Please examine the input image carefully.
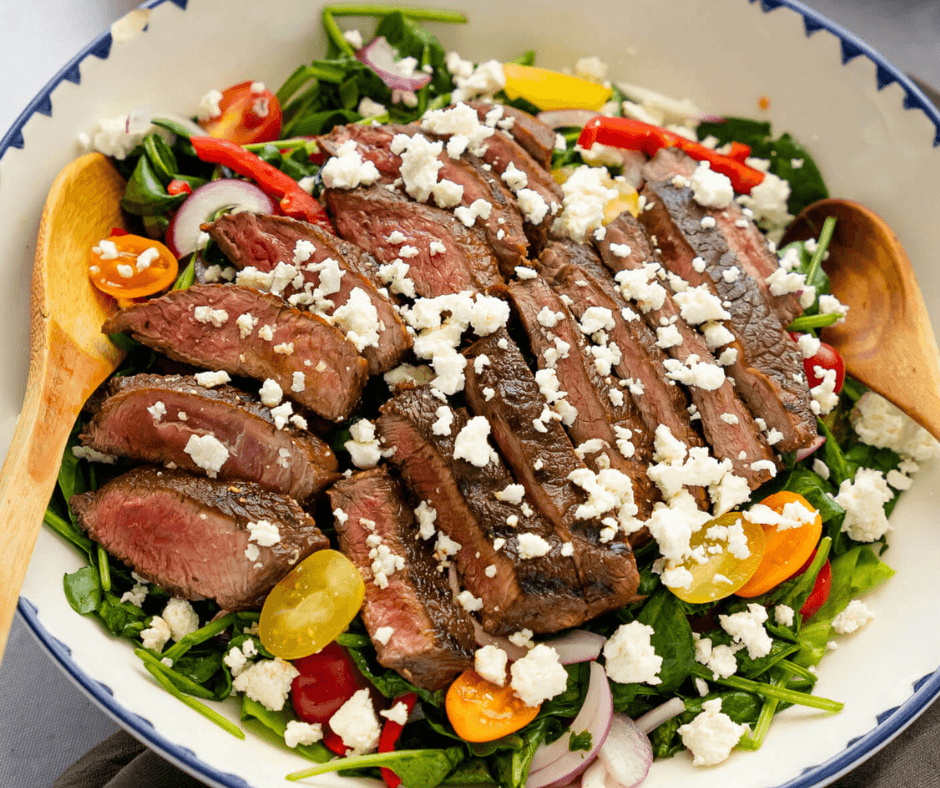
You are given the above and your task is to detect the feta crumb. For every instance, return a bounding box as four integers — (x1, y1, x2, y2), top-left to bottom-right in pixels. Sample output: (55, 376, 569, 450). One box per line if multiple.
(380, 702, 410, 726)
(457, 590, 484, 612)
(833, 468, 893, 542)
(183, 434, 229, 478)
(285, 720, 324, 749)
(194, 370, 231, 388)
(719, 604, 772, 659)
(678, 698, 748, 767)
(475, 645, 508, 686)
(232, 658, 299, 712)
(329, 689, 381, 755)
(162, 598, 200, 641)
(774, 604, 795, 627)
(453, 416, 496, 467)
(831, 599, 875, 634)
(322, 139, 381, 189)
(247, 519, 281, 547)
(516, 532, 552, 559)
(604, 621, 662, 685)
(141, 616, 172, 653)
(510, 644, 568, 706)
(689, 162, 734, 209)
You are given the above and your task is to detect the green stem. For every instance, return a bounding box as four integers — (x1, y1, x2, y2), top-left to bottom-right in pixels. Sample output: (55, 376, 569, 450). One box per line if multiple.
(142, 662, 244, 739)
(690, 664, 843, 713)
(97, 544, 111, 593)
(425, 93, 451, 113)
(737, 671, 788, 750)
(777, 659, 818, 683)
(323, 4, 468, 23)
(805, 215, 837, 287)
(161, 612, 238, 663)
(171, 258, 195, 291)
(322, 8, 356, 57)
(43, 509, 93, 555)
(787, 312, 842, 332)
(242, 137, 318, 154)
(135, 649, 217, 700)
(354, 112, 391, 125)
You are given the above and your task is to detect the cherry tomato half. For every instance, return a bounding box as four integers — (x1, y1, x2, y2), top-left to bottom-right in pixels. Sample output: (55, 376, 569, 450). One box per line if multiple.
(446, 671, 540, 743)
(795, 550, 833, 620)
(736, 492, 822, 598)
(88, 233, 178, 299)
(291, 642, 363, 725)
(259, 549, 365, 659)
(669, 512, 767, 604)
(198, 80, 282, 145)
(790, 333, 845, 393)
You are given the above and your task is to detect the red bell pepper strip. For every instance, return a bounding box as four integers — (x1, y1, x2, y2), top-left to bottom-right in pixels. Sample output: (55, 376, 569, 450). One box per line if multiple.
(577, 117, 765, 194)
(379, 693, 419, 788)
(726, 140, 752, 164)
(167, 179, 193, 196)
(323, 730, 349, 756)
(189, 136, 334, 234)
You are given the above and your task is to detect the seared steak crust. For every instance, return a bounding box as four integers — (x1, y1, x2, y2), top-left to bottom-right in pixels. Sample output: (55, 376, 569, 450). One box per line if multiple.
(463, 330, 642, 611)
(206, 212, 411, 375)
(639, 176, 816, 452)
(320, 123, 528, 275)
(70, 466, 328, 610)
(79, 374, 339, 500)
(595, 214, 777, 487)
(330, 468, 475, 690)
(102, 283, 368, 422)
(325, 186, 502, 298)
(377, 386, 592, 634)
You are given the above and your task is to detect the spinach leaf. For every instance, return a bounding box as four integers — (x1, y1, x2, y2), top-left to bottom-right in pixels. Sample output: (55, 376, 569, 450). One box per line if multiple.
(488, 716, 552, 788)
(63, 566, 101, 614)
(287, 747, 464, 788)
(347, 646, 444, 707)
(568, 730, 592, 751)
(121, 154, 187, 216)
(239, 696, 331, 763)
(636, 588, 695, 692)
(441, 758, 493, 784)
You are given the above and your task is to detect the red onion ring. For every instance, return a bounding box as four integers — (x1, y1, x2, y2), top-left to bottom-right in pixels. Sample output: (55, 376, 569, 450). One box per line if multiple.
(548, 630, 606, 665)
(126, 105, 205, 138)
(597, 714, 652, 788)
(355, 36, 432, 92)
(528, 662, 612, 788)
(795, 435, 827, 462)
(634, 697, 686, 734)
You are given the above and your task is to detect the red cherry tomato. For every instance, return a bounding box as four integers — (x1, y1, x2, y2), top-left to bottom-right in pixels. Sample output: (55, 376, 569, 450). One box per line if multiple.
(794, 550, 833, 620)
(789, 333, 845, 393)
(291, 642, 362, 725)
(198, 80, 282, 145)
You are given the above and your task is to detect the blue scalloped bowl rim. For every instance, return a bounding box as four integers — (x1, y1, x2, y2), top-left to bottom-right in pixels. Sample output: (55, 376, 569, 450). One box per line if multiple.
(8, 0, 940, 786)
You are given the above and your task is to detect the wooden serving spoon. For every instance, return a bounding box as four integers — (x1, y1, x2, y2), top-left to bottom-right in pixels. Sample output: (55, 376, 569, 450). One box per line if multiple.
(0, 153, 126, 664)
(782, 198, 940, 441)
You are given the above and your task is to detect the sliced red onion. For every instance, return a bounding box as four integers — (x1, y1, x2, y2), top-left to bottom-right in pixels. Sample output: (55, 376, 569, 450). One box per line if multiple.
(796, 435, 827, 462)
(165, 179, 275, 258)
(581, 758, 614, 788)
(597, 714, 652, 788)
(355, 36, 432, 92)
(528, 662, 612, 788)
(536, 109, 600, 130)
(634, 697, 686, 735)
(126, 105, 205, 138)
(549, 630, 606, 665)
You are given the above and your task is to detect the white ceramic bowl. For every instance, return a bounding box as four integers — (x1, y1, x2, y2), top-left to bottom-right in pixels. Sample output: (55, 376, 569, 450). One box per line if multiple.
(2, 1, 939, 786)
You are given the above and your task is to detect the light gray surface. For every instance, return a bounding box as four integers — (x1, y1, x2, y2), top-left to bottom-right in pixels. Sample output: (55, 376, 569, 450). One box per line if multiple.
(0, 1, 937, 787)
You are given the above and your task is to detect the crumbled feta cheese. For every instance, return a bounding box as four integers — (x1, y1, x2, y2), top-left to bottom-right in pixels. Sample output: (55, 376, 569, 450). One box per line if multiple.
(552, 165, 615, 241)
(232, 658, 299, 712)
(374, 626, 394, 646)
(673, 286, 731, 325)
(194, 370, 231, 388)
(453, 416, 496, 467)
(832, 599, 875, 634)
(357, 96, 386, 117)
(510, 644, 568, 706)
(285, 720, 324, 748)
(247, 519, 281, 547)
(604, 622, 662, 685)
(457, 590, 484, 612)
(774, 604, 795, 627)
(475, 645, 508, 686)
(719, 604, 772, 659)
(141, 616, 172, 653)
(197, 88, 224, 121)
(322, 139, 381, 189)
(162, 598, 200, 641)
(448, 61, 506, 103)
(851, 392, 940, 463)
(329, 689, 382, 755)
(183, 434, 229, 478)
(345, 419, 385, 469)
(689, 162, 734, 209)
(678, 698, 748, 767)
(833, 468, 893, 542)
(516, 532, 552, 560)
(333, 287, 381, 352)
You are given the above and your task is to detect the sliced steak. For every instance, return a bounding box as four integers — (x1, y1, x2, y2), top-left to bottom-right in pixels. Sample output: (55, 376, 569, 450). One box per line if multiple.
(102, 283, 368, 422)
(468, 102, 556, 169)
(78, 374, 339, 500)
(325, 186, 502, 298)
(320, 123, 528, 275)
(505, 277, 661, 517)
(376, 386, 592, 635)
(463, 330, 643, 610)
(329, 468, 475, 690)
(70, 466, 328, 610)
(644, 150, 803, 332)
(595, 214, 778, 487)
(639, 172, 817, 453)
(205, 212, 411, 375)
(538, 240, 703, 452)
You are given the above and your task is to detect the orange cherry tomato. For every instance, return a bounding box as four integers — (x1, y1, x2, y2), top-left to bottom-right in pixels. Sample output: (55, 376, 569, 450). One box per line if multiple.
(198, 80, 282, 145)
(669, 512, 767, 604)
(88, 233, 178, 299)
(445, 671, 540, 743)
(736, 491, 823, 598)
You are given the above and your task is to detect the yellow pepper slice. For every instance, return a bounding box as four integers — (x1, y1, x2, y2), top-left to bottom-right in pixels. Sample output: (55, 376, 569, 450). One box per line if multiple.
(503, 63, 612, 111)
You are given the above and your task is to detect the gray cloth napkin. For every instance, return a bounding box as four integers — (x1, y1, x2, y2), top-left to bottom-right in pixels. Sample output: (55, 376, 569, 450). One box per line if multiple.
(51, 697, 940, 788)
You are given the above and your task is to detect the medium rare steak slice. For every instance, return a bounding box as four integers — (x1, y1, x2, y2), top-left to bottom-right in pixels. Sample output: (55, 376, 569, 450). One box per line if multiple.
(595, 214, 777, 488)
(639, 175, 817, 452)
(505, 278, 661, 517)
(319, 123, 528, 275)
(102, 283, 367, 422)
(325, 186, 502, 298)
(463, 331, 643, 610)
(468, 102, 556, 169)
(78, 374, 339, 500)
(71, 466, 328, 610)
(329, 468, 475, 690)
(644, 149, 803, 325)
(538, 240, 703, 453)
(205, 212, 411, 376)
(377, 386, 591, 634)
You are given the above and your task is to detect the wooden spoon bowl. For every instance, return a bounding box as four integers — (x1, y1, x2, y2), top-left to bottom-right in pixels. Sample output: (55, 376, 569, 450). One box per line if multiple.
(0, 153, 126, 664)
(782, 198, 940, 441)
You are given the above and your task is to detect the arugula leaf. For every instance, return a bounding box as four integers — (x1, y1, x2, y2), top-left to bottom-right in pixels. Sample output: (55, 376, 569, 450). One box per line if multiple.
(636, 588, 695, 692)
(287, 746, 464, 788)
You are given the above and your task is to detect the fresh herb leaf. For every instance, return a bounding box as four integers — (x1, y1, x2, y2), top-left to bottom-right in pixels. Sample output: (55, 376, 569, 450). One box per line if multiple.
(568, 730, 592, 752)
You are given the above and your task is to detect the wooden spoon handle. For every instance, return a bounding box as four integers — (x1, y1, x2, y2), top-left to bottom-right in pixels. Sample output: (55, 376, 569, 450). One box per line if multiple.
(0, 322, 110, 663)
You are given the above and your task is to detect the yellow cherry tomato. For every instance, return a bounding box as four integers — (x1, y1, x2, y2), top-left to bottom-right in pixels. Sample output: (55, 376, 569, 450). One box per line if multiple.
(503, 63, 612, 111)
(88, 233, 178, 299)
(670, 513, 767, 604)
(259, 549, 365, 659)
(446, 671, 540, 743)
(736, 492, 823, 598)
